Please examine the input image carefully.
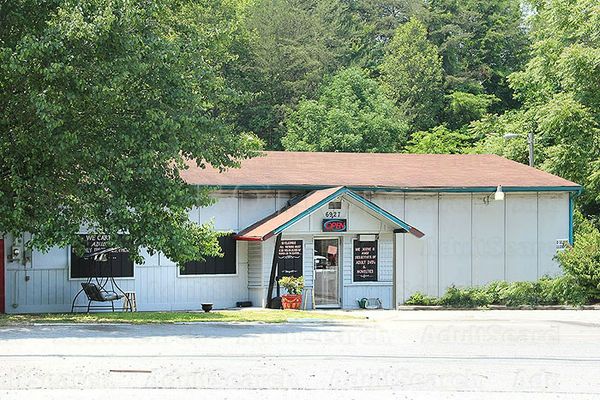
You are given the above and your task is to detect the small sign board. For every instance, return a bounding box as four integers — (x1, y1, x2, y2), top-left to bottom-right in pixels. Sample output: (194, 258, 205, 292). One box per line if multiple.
(70, 234, 133, 278)
(277, 239, 303, 277)
(353, 240, 377, 282)
(556, 239, 570, 251)
(322, 219, 347, 232)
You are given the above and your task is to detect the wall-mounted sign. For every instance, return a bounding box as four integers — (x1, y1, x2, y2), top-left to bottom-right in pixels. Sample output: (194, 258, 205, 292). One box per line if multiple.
(323, 219, 347, 232)
(353, 240, 377, 282)
(277, 240, 303, 277)
(70, 234, 133, 278)
(556, 239, 570, 251)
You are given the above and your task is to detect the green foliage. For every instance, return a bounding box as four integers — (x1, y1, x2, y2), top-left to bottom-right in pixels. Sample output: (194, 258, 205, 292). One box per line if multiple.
(0, 0, 261, 264)
(556, 225, 600, 301)
(439, 285, 492, 308)
(380, 18, 443, 131)
(472, 0, 600, 218)
(444, 92, 499, 130)
(469, 111, 536, 166)
(405, 276, 592, 308)
(499, 281, 545, 307)
(539, 275, 590, 306)
(404, 292, 439, 306)
(343, 0, 425, 70)
(235, 0, 356, 148)
(405, 125, 474, 154)
(483, 281, 511, 304)
(425, 0, 529, 111)
(278, 276, 304, 295)
(282, 67, 408, 152)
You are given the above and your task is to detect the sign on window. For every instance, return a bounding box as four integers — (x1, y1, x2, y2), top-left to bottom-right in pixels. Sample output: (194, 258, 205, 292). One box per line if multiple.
(277, 240, 303, 277)
(353, 240, 377, 282)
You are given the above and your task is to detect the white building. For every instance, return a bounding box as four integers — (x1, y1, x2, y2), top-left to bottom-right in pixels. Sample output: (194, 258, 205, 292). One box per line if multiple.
(0, 152, 580, 313)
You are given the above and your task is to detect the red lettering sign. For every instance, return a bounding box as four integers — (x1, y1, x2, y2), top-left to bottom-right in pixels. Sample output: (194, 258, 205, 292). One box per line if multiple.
(322, 219, 347, 232)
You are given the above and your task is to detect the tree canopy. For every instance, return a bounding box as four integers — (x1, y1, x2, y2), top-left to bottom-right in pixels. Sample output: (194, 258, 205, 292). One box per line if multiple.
(379, 18, 444, 131)
(282, 67, 407, 152)
(0, 0, 261, 263)
(473, 0, 600, 219)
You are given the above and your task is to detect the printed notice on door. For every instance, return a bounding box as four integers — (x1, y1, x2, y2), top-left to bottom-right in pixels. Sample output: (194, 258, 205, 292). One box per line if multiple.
(277, 239, 303, 277)
(353, 240, 377, 282)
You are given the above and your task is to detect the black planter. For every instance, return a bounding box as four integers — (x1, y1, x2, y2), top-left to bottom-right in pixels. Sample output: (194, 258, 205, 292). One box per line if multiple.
(201, 303, 213, 313)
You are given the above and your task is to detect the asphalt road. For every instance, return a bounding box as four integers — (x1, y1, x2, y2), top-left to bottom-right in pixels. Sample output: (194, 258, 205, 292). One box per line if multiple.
(1, 310, 600, 399)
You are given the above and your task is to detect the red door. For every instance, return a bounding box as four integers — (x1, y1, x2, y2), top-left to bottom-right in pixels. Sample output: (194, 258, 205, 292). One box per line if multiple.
(0, 239, 4, 313)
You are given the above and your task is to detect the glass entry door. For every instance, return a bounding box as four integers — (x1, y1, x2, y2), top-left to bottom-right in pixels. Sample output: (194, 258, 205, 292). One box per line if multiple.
(313, 238, 340, 307)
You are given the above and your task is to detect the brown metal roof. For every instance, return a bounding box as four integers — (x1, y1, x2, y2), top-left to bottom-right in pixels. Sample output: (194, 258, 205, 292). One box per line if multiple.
(235, 186, 424, 241)
(181, 151, 580, 190)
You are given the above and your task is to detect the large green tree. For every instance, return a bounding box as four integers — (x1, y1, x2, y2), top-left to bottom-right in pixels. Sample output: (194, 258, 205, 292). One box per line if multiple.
(425, 0, 530, 112)
(342, 0, 425, 70)
(0, 0, 261, 263)
(405, 125, 474, 154)
(472, 0, 600, 220)
(379, 18, 444, 131)
(282, 67, 408, 152)
(234, 0, 356, 149)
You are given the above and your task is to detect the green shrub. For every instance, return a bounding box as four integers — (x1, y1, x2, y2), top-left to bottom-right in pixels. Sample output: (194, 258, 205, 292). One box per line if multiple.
(405, 292, 439, 306)
(485, 281, 510, 304)
(499, 281, 543, 306)
(539, 275, 590, 305)
(556, 226, 600, 301)
(278, 276, 304, 295)
(403, 275, 591, 308)
(439, 285, 492, 308)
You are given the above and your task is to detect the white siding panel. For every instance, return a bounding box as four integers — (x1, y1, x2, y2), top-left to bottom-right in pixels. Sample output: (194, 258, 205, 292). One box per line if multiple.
(32, 247, 68, 269)
(342, 236, 353, 286)
(247, 241, 263, 287)
(348, 203, 382, 232)
(538, 193, 569, 277)
(438, 195, 472, 290)
(378, 234, 394, 282)
(404, 195, 439, 297)
(303, 239, 315, 288)
(188, 206, 200, 224)
(239, 194, 278, 230)
(371, 193, 405, 217)
(342, 285, 393, 309)
(5, 240, 249, 313)
(262, 238, 276, 287)
(285, 216, 310, 232)
(200, 196, 239, 231)
(395, 232, 405, 305)
(275, 192, 294, 209)
(505, 194, 538, 282)
(472, 194, 505, 285)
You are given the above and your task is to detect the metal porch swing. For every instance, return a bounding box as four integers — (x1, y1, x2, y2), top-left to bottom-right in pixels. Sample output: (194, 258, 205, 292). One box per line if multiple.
(71, 248, 128, 313)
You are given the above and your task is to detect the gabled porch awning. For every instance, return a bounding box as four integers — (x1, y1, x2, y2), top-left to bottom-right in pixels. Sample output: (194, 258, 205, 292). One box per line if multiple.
(235, 186, 424, 241)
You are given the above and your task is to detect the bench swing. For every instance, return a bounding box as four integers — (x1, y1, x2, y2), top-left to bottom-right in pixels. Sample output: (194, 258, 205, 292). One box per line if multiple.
(71, 248, 127, 313)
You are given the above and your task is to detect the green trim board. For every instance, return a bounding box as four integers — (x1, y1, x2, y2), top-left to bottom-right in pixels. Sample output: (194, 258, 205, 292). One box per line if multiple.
(199, 184, 582, 194)
(569, 192, 575, 245)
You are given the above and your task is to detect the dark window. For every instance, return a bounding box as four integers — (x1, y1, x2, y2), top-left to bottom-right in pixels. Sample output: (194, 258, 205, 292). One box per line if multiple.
(71, 234, 134, 279)
(182, 234, 236, 275)
(328, 201, 342, 209)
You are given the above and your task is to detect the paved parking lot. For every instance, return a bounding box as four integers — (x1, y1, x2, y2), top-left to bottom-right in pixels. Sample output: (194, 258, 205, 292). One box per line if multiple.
(1, 310, 600, 399)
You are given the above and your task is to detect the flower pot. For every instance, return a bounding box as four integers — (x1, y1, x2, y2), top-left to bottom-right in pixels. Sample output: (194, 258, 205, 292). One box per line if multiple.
(281, 294, 302, 310)
(201, 303, 213, 313)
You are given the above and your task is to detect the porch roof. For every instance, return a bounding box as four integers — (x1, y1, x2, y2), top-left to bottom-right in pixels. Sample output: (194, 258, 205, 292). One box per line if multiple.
(235, 186, 424, 241)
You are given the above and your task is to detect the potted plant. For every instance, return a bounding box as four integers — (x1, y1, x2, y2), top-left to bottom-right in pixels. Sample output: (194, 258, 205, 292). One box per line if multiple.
(279, 276, 304, 310)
